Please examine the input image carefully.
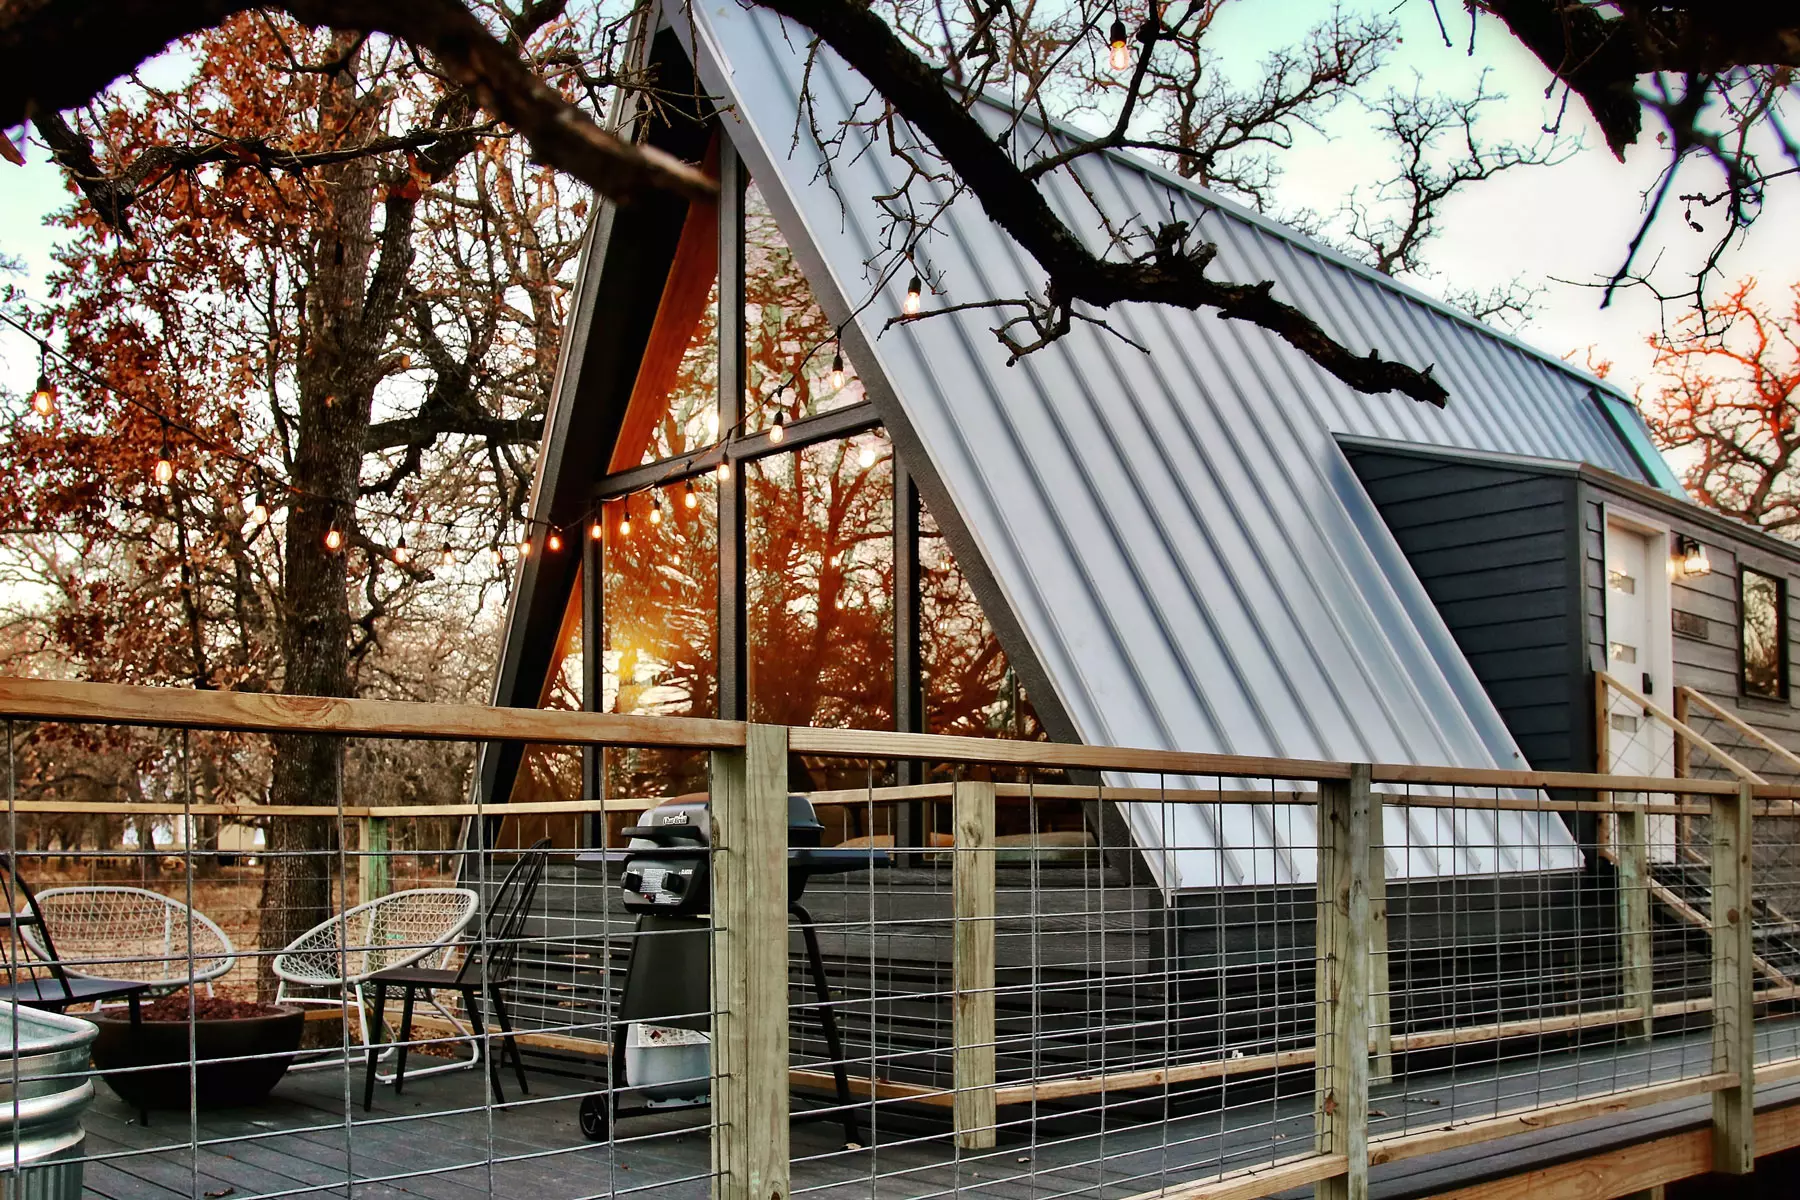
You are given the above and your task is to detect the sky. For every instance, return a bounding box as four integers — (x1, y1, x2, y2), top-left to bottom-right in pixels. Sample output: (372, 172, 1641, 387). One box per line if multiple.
(1, 4, 1794, 419)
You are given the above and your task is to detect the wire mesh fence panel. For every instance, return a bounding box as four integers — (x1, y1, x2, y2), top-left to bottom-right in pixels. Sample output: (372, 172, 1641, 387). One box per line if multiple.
(2, 685, 1799, 1200)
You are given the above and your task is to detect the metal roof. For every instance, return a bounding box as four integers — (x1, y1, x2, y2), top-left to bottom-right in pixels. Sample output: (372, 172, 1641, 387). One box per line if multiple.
(637, 2, 1641, 887)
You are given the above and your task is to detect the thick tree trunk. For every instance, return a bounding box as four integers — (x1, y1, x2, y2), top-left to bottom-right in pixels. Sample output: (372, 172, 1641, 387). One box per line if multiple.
(254, 43, 393, 998)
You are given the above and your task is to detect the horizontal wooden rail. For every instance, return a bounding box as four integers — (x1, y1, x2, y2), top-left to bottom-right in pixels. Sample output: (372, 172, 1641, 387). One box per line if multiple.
(0, 677, 1760, 797)
(1115, 1153, 1347, 1200)
(0, 678, 744, 749)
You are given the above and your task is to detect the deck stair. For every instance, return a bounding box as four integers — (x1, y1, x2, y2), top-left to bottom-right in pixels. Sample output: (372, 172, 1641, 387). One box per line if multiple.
(1648, 858, 1800, 986)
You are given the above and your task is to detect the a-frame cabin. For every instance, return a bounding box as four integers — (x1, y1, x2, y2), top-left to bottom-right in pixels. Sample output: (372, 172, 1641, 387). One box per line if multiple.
(467, 2, 1756, 1086)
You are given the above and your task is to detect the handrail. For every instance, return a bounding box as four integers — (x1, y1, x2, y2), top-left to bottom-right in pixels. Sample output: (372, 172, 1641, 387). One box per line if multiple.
(0, 675, 1747, 794)
(0, 677, 745, 749)
(1596, 669, 1767, 784)
(1679, 686, 1800, 774)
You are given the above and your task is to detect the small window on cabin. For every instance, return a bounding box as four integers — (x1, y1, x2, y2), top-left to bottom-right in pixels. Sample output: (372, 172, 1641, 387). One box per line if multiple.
(1740, 567, 1788, 700)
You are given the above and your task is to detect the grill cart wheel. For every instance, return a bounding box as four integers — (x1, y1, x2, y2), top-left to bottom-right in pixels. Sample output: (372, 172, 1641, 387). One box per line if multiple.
(579, 1093, 610, 1141)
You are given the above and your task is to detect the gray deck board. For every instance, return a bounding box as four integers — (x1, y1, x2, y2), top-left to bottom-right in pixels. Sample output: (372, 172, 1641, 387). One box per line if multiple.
(63, 1016, 1800, 1200)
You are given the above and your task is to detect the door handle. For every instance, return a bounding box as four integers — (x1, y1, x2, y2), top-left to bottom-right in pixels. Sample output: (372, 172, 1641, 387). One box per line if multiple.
(1642, 672, 1653, 696)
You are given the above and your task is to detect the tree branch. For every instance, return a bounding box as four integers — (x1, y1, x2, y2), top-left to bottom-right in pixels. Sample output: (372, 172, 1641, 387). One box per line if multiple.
(0, 0, 714, 203)
(757, 0, 1447, 405)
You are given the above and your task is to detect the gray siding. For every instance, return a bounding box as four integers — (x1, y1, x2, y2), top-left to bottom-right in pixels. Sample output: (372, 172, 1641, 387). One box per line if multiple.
(1347, 448, 1586, 771)
(1580, 486, 1800, 779)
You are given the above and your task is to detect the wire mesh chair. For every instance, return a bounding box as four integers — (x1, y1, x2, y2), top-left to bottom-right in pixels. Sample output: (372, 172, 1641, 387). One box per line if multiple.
(22, 886, 236, 997)
(272, 888, 478, 1075)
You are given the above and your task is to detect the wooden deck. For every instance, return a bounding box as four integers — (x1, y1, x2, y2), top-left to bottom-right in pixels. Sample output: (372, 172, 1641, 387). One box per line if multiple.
(72, 1016, 1800, 1200)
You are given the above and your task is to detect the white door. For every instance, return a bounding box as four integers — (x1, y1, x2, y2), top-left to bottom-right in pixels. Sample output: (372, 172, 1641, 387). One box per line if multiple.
(1604, 521, 1676, 862)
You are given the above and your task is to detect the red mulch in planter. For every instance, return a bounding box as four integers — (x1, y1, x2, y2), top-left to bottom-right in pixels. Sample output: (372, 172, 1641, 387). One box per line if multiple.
(139, 992, 291, 1022)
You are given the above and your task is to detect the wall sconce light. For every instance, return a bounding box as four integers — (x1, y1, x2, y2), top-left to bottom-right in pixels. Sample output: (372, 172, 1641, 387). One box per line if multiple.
(1674, 534, 1711, 578)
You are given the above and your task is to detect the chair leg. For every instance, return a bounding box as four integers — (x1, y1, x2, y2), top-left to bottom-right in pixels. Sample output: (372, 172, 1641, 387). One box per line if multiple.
(464, 987, 503, 1104)
(364, 982, 387, 1112)
(394, 988, 416, 1096)
(489, 985, 528, 1096)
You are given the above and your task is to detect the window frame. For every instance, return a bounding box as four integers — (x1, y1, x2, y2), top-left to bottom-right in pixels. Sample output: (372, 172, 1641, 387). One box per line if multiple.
(1737, 565, 1790, 702)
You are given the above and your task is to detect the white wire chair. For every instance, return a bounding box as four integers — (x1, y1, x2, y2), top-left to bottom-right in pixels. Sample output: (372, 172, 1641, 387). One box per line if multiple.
(272, 888, 480, 1080)
(21, 886, 237, 997)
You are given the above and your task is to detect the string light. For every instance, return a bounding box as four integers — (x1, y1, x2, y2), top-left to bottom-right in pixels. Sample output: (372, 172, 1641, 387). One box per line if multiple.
(684, 481, 698, 510)
(769, 412, 787, 445)
(30, 344, 55, 417)
(649, 494, 664, 525)
(1108, 19, 1131, 71)
(324, 526, 344, 553)
(589, 518, 604, 541)
(831, 352, 845, 390)
(904, 275, 923, 316)
(858, 443, 877, 469)
(518, 534, 533, 557)
(619, 506, 633, 537)
(393, 535, 410, 564)
(489, 545, 505, 567)
(439, 544, 456, 567)
(547, 529, 563, 553)
(717, 460, 732, 482)
(250, 494, 269, 525)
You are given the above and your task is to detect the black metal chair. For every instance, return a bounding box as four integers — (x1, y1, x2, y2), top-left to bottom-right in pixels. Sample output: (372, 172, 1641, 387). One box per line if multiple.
(0, 856, 149, 1019)
(362, 838, 551, 1110)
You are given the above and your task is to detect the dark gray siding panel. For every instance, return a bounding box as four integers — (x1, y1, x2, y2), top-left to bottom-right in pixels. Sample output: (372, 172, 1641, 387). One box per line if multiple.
(1348, 450, 1584, 771)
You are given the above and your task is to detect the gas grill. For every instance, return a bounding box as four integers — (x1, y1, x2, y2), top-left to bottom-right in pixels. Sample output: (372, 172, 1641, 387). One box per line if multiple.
(574, 794, 887, 1145)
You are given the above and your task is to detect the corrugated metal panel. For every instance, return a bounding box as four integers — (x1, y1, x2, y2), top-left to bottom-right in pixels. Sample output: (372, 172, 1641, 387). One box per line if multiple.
(670, 1, 1616, 888)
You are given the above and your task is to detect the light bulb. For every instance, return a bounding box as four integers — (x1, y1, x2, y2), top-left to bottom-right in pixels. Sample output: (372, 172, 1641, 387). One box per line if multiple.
(250, 499, 269, 525)
(440, 545, 456, 567)
(31, 374, 54, 417)
(619, 514, 632, 537)
(547, 530, 563, 552)
(769, 414, 786, 444)
(154, 456, 174, 486)
(324, 528, 344, 552)
(717, 460, 732, 482)
(518, 536, 533, 557)
(1108, 19, 1130, 71)
(650, 499, 664, 526)
(1686, 547, 1710, 575)
(834, 595, 845, 611)
(589, 520, 604, 541)
(489, 546, 505, 567)
(831, 353, 845, 390)
(393, 537, 410, 564)
(684, 481, 698, 510)
(904, 275, 922, 316)
(858, 443, 877, 469)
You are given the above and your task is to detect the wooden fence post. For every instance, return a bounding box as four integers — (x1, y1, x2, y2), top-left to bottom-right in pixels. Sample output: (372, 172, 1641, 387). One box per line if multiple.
(710, 724, 791, 1200)
(1316, 764, 1371, 1200)
(953, 778, 997, 1151)
(1616, 801, 1654, 1042)
(358, 816, 390, 906)
(1711, 780, 1754, 1175)
(1367, 790, 1392, 1083)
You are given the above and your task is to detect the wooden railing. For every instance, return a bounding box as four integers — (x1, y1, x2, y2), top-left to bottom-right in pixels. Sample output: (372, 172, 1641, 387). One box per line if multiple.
(3, 676, 1797, 1200)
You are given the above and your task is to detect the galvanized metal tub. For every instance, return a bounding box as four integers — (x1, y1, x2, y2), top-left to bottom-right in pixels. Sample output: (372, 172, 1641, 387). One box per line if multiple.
(0, 1003, 97, 1200)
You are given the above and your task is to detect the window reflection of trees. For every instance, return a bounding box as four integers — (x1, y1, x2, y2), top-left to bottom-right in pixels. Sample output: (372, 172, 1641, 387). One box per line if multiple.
(748, 438, 894, 733)
(605, 480, 720, 800)
(921, 506, 1043, 741)
(1742, 567, 1786, 699)
(744, 182, 862, 435)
